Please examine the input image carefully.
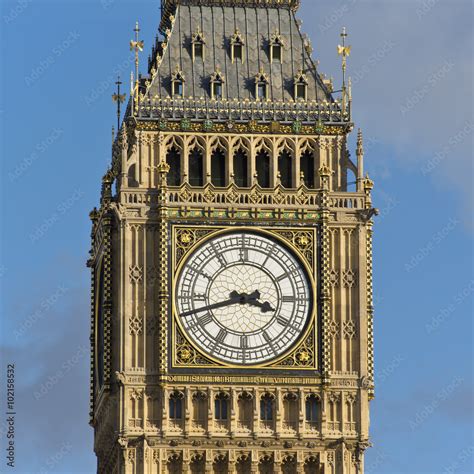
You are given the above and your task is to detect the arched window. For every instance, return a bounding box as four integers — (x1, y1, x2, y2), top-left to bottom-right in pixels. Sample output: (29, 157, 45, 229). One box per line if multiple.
(169, 391, 184, 420)
(166, 146, 181, 186)
(260, 394, 274, 421)
(189, 148, 204, 186)
(283, 393, 298, 431)
(236, 456, 251, 474)
(278, 149, 293, 188)
(270, 32, 285, 63)
(294, 70, 309, 101)
(259, 456, 273, 474)
(233, 148, 248, 187)
(215, 393, 229, 421)
(211, 69, 225, 99)
(255, 71, 269, 100)
(192, 391, 207, 429)
(306, 394, 319, 423)
(171, 68, 185, 98)
(127, 164, 138, 187)
(231, 29, 245, 63)
(211, 148, 226, 187)
(300, 149, 315, 188)
(237, 392, 253, 430)
(256, 150, 270, 188)
(192, 29, 206, 61)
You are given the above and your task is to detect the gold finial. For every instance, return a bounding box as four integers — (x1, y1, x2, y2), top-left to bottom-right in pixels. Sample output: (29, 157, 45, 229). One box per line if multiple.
(130, 21, 144, 114)
(338, 27, 351, 115)
(112, 75, 126, 130)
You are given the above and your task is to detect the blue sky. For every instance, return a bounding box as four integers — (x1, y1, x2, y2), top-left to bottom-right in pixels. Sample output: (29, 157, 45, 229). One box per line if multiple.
(0, 0, 472, 473)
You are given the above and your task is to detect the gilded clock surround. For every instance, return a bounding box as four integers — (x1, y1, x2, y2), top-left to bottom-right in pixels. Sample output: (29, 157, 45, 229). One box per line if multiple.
(89, 1, 376, 472)
(170, 225, 318, 371)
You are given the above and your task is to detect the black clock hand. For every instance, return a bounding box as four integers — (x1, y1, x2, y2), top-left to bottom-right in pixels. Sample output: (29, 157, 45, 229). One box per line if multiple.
(246, 299, 276, 313)
(180, 293, 241, 317)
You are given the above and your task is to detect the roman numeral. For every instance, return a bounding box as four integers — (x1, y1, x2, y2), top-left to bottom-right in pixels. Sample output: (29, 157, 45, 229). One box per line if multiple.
(282, 296, 296, 303)
(239, 248, 249, 262)
(240, 336, 248, 349)
(193, 293, 206, 301)
(276, 273, 288, 282)
(216, 329, 227, 343)
(277, 316, 290, 327)
(198, 313, 213, 326)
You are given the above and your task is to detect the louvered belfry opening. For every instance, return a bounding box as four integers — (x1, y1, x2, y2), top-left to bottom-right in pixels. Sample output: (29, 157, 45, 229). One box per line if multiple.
(233, 148, 248, 187)
(166, 146, 181, 186)
(211, 148, 226, 187)
(278, 149, 292, 188)
(189, 147, 204, 186)
(256, 150, 271, 188)
(300, 149, 315, 188)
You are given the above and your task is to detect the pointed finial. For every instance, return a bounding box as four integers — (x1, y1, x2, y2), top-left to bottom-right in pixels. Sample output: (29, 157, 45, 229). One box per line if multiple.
(338, 27, 351, 115)
(112, 75, 126, 130)
(130, 21, 144, 115)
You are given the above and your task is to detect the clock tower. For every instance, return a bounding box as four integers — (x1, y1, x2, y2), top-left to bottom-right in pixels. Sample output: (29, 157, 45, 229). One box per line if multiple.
(89, 0, 376, 472)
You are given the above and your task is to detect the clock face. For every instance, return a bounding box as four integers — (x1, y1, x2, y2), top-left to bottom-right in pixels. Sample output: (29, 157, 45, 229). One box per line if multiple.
(175, 231, 313, 365)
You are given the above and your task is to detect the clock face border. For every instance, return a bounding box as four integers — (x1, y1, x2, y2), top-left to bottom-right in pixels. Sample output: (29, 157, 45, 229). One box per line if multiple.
(170, 225, 318, 371)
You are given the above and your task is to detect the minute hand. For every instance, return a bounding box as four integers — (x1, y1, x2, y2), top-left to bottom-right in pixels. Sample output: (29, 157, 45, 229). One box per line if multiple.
(180, 296, 241, 317)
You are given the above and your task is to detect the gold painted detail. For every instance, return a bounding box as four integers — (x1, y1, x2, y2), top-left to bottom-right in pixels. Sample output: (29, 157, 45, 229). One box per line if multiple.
(135, 119, 347, 136)
(270, 330, 316, 369)
(175, 326, 215, 367)
(271, 229, 315, 269)
(175, 227, 216, 269)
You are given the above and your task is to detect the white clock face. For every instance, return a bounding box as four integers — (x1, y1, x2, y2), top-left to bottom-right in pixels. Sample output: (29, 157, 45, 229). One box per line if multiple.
(175, 231, 312, 365)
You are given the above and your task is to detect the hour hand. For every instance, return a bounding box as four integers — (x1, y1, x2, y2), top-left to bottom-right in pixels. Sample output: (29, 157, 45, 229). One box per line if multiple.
(247, 299, 275, 313)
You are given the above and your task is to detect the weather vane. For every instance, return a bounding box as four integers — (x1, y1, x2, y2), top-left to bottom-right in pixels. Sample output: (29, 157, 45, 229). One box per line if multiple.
(130, 21, 144, 114)
(112, 76, 126, 131)
(338, 27, 352, 115)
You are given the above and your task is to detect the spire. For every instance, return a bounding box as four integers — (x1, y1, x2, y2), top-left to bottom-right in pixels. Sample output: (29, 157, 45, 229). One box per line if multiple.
(337, 27, 351, 116)
(130, 21, 144, 115)
(356, 128, 364, 190)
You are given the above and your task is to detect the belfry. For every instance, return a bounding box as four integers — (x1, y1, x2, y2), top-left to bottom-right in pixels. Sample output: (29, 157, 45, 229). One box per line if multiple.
(89, 0, 376, 472)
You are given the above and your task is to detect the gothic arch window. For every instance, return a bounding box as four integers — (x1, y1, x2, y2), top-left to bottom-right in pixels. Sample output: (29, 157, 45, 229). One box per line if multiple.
(215, 392, 230, 421)
(294, 70, 309, 101)
(300, 149, 315, 188)
(213, 455, 228, 474)
(210, 69, 225, 99)
(192, 29, 206, 61)
(233, 148, 248, 187)
(189, 147, 204, 186)
(127, 164, 138, 187)
(270, 32, 285, 63)
(304, 456, 320, 474)
(278, 149, 293, 188)
(236, 456, 251, 474)
(190, 454, 205, 474)
(258, 455, 273, 474)
(255, 70, 269, 100)
(192, 391, 207, 429)
(230, 29, 245, 63)
(237, 391, 253, 430)
(169, 391, 184, 420)
(256, 150, 270, 188)
(171, 67, 185, 97)
(211, 148, 226, 187)
(283, 393, 299, 431)
(260, 393, 274, 422)
(282, 455, 297, 474)
(166, 146, 181, 186)
(306, 394, 320, 423)
(167, 455, 182, 474)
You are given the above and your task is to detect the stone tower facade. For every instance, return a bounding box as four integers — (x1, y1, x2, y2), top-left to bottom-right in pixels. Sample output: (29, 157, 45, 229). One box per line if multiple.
(88, 1, 376, 472)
